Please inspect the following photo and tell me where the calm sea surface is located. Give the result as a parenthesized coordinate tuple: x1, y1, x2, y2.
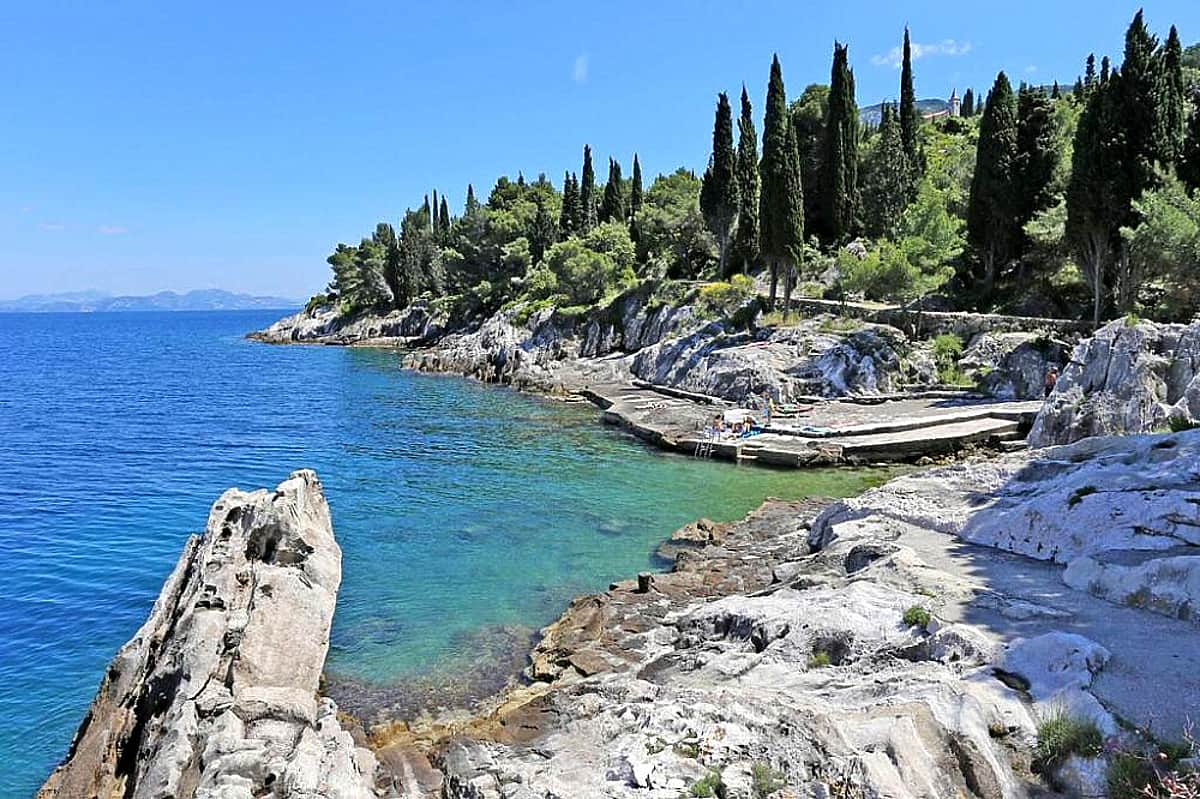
(0, 310, 890, 796)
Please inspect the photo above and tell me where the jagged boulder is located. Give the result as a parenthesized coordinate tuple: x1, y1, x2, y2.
(1028, 319, 1200, 447)
(38, 471, 376, 799)
(960, 331, 1069, 400)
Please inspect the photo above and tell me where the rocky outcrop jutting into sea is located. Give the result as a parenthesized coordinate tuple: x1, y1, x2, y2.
(38, 470, 376, 799)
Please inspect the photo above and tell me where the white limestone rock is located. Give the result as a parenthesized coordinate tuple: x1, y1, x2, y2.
(38, 471, 376, 799)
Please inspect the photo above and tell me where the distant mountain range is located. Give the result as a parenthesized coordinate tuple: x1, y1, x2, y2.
(0, 289, 302, 313)
(860, 98, 950, 126)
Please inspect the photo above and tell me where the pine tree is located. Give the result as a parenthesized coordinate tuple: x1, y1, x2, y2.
(759, 54, 797, 308)
(700, 91, 739, 277)
(818, 43, 860, 244)
(899, 27, 920, 165)
(733, 86, 760, 274)
(967, 71, 1021, 300)
(629, 155, 644, 238)
(1162, 25, 1185, 162)
(559, 171, 580, 234)
(862, 103, 911, 239)
(1015, 85, 1058, 246)
(1181, 108, 1200, 193)
(600, 158, 626, 223)
(1085, 53, 1097, 89)
(580, 145, 598, 231)
(465, 184, 479, 214)
(962, 88, 975, 117)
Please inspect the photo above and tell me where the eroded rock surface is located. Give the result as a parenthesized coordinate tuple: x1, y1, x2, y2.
(1029, 319, 1200, 446)
(381, 431, 1200, 797)
(253, 301, 447, 345)
(38, 470, 376, 799)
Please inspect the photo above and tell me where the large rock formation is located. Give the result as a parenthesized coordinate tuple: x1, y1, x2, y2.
(960, 331, 1069, 400)
(253, 301, 446, 345)
(38, 471, 376, 799)
(1028, 319, 1200, 446)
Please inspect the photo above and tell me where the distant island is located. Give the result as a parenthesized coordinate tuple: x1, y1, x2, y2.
(0, 289, 301, 313)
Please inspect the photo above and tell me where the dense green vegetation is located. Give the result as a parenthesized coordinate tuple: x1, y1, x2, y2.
(319, 11, 1200, 327)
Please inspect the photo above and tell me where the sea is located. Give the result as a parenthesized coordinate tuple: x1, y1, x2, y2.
(0, 309, 890, 796)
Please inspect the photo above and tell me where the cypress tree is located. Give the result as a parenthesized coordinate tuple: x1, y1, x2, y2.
(862, 103, 910, 239)
(1180, 108, 1200, 193)
(733, 86, 760, 274)
(791, 84, 829, 235)
(439, 196, 451, 239)
(967, 71, 1020, 300)
(633, 154, 643, 239)
(1073, 78, 1085, 101)
(962, 88, 975, 117)
(529, 197, 558, 264)
(818, 42, 860, 243)
(432, 190, 440, 235)
(465, 184, 479, 214)
(1085, 53, 1097, 89)
(600, 158, 626, 223)
(559, 171, 580, 234)
(1162, 25, 1185, 162)
(759, 54, 794, 308)
(1015, 85, 1058, 245)
(700, 91, 739, 277)
(1051, 81, 1061, 100)
(1100, 56, 1111, 85)
(780, 122, 805, 314)
(628, 154, 648, 220)
(580, 145, 598, 231)
(1067, 76, 1126, 325)
(900, 27, 919, 164)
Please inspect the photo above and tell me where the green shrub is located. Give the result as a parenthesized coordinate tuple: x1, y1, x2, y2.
(932, 333, 971, 385)
(1068, 485, 1097, 508)
(902, 606, 931, 628)
(1034, 708, 1103, 772)
(751, 763, 786, 798)
(1168, 416, 1199, 432)
(697, 274, 756, 319)
(807, 650, 832, 669)
(1106, 751, 1156, 798)
(304, 293, 334, 314)
(690, 770, 726, 798)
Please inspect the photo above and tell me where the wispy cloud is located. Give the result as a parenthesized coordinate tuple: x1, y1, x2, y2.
(39, 222, 65, 232)
(572, 54, 589, 83)
(1024, 64, 1038, 74)
(97, 225, 128, 235)
(872, 39, 972, 69)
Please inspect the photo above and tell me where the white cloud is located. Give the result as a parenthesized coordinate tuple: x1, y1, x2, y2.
(1024, 64, 1038, 74)
(39, 222, 65, 232)
(98, 225, 128, 235)
(872, 39, 972, 69)
(573, 54, 588, 83)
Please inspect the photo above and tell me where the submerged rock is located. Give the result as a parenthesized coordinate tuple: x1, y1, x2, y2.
(38, 470, 376, 799)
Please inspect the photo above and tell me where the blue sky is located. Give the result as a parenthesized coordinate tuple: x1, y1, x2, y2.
(1, 1, 1196, 300)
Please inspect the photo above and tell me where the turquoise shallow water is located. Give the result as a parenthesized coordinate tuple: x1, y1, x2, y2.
(0, 310, 890, 796)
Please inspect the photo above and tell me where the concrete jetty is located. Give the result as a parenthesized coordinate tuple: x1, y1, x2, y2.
(581, 382, 1042, 467)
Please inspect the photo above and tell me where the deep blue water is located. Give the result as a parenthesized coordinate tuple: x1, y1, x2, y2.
(0, 310, 890, 797)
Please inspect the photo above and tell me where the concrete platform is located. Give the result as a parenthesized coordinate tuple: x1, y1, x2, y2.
(581, 382, 1042, 467)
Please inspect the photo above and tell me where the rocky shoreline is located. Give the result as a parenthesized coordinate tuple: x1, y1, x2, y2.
(42, 430, 1200, 797)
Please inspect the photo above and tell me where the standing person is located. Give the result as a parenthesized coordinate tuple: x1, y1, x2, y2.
(762, 392, 773, 426)
(1044, 366, 1059, 398)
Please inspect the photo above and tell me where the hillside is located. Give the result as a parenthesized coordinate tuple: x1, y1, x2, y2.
(0, 289, 301, 313)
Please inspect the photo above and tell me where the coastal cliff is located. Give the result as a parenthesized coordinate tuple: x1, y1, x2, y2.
(38, 471, 376, 799)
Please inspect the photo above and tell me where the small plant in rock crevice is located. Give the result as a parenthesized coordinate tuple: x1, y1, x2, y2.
(1033, 707, 1103, 773)
(751, 762, 787, 798)
(689, 769, 727, 798)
